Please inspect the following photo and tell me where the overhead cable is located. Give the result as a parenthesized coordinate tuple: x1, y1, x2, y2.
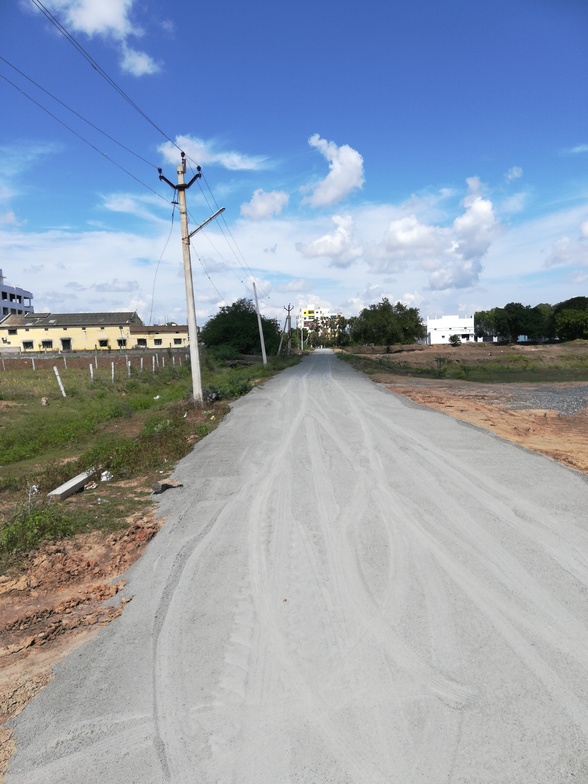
(0, 70, 168, 202)
(29, 0, 184, 156)
(0, 54, 159, 171)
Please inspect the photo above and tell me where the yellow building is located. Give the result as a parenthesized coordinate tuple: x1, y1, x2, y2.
(0, 312, 189, 353)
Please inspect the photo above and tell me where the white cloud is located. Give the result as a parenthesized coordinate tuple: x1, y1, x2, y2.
(560, 144, 588, 155)
(544, 226, 588, 269)
(505, 166, 523, 182)
(41, 0, 158, 76)
(240, 189, 289, 220)
(500, 192, 528, 214)
(277, 278, 313, 293)
(159, 136, 268, 171)
(101, 192, 167, 223)
(46, 0, 134, 38)
(94, 278, 139, 292)
(0, 211, 19, 226)
(303, 134, 364, 207)
(120, 44, 159, 76)
(365, 181, 500, 290)
(296, 214, 363, 268)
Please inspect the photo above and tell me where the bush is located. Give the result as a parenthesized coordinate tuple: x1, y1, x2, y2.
(0, 502, 82, 555)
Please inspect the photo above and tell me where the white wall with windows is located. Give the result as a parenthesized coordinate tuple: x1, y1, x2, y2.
(426, 315, 475, 345)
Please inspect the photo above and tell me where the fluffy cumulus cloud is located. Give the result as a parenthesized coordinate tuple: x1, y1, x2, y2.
(158, 136, 268, 171)
(366, 179, 500, 290)
(296, 214, 363, 268)
(240, 189, 289, 220)
(42, 0, 159, 76)
(303, 135, 364, 207)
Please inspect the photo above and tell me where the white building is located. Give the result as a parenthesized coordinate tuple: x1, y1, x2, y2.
(0, 268, 34, 318)
(426, 315, 475, 345)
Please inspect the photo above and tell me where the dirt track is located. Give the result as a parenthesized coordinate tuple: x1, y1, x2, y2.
(4, 351, 588, 782)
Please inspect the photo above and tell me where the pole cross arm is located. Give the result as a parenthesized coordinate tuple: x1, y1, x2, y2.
(158, 169, 176, 190)
(188, 207, 225, 239)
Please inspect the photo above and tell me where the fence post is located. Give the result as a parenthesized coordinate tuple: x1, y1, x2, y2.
(53, 366, 66, 397)
(111, 362, 115, 383)
(140, 356, 144, 373)
(127, 360, 131, 378)
(152, 355, 156, 373)
(32, 357, 36, 371)
(89, 364, 94, 382)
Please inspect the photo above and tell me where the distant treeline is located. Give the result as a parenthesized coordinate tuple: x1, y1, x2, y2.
(475, 297, 588, 342)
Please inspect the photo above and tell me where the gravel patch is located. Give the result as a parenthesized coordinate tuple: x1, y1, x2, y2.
(498, 384, 588, 416)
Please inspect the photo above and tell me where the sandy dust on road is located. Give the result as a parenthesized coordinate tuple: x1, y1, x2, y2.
(4, 350, 588, 783)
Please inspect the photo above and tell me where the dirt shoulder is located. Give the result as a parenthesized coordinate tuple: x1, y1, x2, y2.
(0, 513, 162, 776)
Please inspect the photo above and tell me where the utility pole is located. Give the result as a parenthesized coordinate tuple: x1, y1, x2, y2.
(286, 303, 292, 354)
(158, 153, 224, 404)
(252, 281, 267, 365)
(278, 304, 293, 355)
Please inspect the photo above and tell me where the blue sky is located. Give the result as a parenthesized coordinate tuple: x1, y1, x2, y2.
(1, 0, 587, 326)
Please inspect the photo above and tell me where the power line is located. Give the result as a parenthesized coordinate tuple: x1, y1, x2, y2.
(29, 0, 184, 156)
(0, 70, 169, 202)
(149, 202, 177, 324)
(0, 54, 159, 171)
(197, 176, 272, 302)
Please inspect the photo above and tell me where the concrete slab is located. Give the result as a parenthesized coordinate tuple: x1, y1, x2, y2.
(48, 469, 94, 501)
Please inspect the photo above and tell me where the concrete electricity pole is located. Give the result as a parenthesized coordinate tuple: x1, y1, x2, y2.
(252, 281, 267, 365)
(158, 153, 224, 404)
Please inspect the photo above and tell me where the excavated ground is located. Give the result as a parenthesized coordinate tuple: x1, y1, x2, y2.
(1, 346, 587, 777)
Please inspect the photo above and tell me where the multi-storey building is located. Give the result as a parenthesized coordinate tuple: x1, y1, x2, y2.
(0, 268, 34, 318)
(0, 312, 189, 353)
(297, 305, 336, 330)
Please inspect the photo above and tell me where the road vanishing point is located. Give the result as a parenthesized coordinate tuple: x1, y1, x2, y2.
(6, 350, 588, 783)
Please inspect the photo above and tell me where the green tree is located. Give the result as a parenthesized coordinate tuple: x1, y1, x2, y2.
(550, 297, 588, 339)
(350, 298, 425, 350)
(475, 308, 509, 340)
(554, 309, 588, 341)
(201, 298, 280, 355)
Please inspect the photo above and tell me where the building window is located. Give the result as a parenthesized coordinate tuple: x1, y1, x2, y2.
(98, 339, 109, 348)
(173, 338, 182, 345)
(137, 338, 147, 347)
(41, 340, 53, 349)
(1, 292, 6, 300)
(8, 329, 17, 335)
(22, 341, 33, 350)
(117, 339, 127, 347)
(154, 338, 162, 346)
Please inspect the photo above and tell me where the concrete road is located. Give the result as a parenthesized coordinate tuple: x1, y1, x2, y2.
(6, 350, 588, 783)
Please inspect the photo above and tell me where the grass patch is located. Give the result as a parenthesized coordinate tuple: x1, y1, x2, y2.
(339, 349, 588, 383)
(0, 351, 300, 570)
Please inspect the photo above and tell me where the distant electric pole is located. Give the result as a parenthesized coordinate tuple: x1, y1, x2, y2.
(158, 153, 224, 404)
(278, 304, 293, 355)
(252, 281, 267, 365)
